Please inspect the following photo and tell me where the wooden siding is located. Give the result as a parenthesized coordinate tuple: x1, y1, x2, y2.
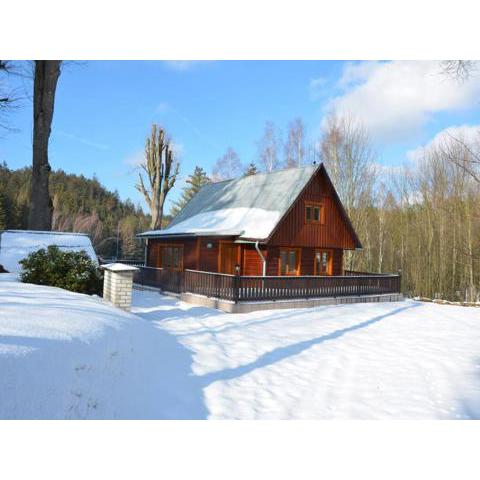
(268, 168, 357, 249)
(198, 238, 220, 272)
(241, 244, 267, 276)
(147, 240, 344, 276)
(264, 246, 343, 276)
(146, 238, 197, 269)
(333, 249, 343, 275)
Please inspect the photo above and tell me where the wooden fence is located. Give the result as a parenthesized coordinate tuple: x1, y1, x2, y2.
(134, 267, 401, 302)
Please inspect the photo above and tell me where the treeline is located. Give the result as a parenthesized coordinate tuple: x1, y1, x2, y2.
(319, 116, 480, 303)
(210, 118, 310, 181)
(0, 162, 151, 259)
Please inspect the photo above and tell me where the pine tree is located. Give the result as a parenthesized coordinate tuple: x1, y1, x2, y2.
(170, 166, 210, 217)
(245, 162, 258, 176)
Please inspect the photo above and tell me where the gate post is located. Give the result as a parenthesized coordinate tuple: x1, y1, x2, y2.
(101, 263, 139, 311)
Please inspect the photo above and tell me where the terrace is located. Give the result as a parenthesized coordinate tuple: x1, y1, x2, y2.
(132, 266, 402, 313)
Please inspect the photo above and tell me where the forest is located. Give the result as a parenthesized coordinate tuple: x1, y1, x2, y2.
(0, 163, 151, 259)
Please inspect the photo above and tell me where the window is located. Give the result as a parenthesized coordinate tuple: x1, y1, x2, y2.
(305, 202, 324, 224)
(279, 248, 301, 276)
(160, 245, 183, 270)
(314, 249, 333, 275)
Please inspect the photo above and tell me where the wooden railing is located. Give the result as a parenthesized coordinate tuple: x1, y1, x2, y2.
(184, 270, 238, 301)
(236, 274, 401, 301)
(134, 266, 183, 293)
(99, 258, 145, 267)
(134, 267, 401, 302)
(344, 270, 392, 276)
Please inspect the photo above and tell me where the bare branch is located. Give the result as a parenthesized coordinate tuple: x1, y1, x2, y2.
(440, 60, 477, 82)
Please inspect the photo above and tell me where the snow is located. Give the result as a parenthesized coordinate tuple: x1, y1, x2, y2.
(0, 274, 203, 419)
(101, 263, 139, 272)
(131, 290, 480, 419)
(2, 272, 480, 419)
(141, 207, 281, 239)
(0, 230, 98, 274)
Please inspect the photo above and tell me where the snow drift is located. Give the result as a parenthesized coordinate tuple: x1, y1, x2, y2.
(0, 274, 202, 419)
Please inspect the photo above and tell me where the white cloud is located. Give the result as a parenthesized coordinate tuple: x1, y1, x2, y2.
(325, 61, 480, 142)
(309, 77, 328, 99)
(170, 141, 184, 157)
(407, 124, 480, 162)
(56, 130, 109, 150)
(163, 61, 205, 71)
(156, 102, 169, 114)
(123, 150, 144, 168)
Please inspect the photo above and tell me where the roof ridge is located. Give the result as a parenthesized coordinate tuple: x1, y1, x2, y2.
(209, 163, 317, 184)
(1, 230, 89, 236)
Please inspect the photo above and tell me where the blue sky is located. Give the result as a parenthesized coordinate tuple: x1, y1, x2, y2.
(1, 60, 480, 212)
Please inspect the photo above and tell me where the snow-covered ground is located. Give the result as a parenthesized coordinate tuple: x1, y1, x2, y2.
(132, 289, 480, 419)
(0, 274, 202, 419)
(1, 273, 479, 419)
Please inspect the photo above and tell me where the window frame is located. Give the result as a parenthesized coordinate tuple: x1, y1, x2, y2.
(304, 201, 325, 225)
(278, 247, 302, 276)
(314, 248, 333, 276)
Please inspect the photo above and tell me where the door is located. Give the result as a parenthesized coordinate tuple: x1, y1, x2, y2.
(219, 242, 239, 274)
(279, 248, 301, 276)
(314, 249, 333, 275)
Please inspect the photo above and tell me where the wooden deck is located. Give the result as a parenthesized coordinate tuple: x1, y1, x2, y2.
(133, 267, 401, 303)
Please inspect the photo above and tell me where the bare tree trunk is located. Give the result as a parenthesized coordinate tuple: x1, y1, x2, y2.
(136, 124, 179, 229)
(29, 60, 61, 231)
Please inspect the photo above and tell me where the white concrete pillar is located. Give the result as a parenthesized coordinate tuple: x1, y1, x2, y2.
(101, 263, 139, 311)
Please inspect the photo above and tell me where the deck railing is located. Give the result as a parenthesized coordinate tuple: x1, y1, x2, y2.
(134, 267, 401, 302)
(344, 269, 393, 276)
(99, 258, 145, 267)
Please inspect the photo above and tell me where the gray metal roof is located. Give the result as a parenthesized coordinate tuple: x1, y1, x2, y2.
(140, 165, 319, 240)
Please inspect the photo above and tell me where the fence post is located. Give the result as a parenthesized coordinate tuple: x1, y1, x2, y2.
(180, 270, 185, 293)
(233, 270, 240, 303)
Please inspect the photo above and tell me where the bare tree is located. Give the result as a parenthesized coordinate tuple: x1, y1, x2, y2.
(320, 114, 377, 211)
(284, 118, 305, 168)
(440, 60, 477, 81)
(0, 61, 17, 132)
(320, 114, 377, 270)
(28, 60, 61, 231)
(211, 147, 243, 181)
(136, 124, 179, 229)
(440, 131, 480, 184)
(257, 121, 279, 172)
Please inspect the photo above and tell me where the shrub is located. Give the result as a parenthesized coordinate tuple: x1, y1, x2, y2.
(19, 246, 103, 296)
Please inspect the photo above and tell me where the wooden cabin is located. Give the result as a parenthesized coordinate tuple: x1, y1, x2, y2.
(139, 164, 362, 277)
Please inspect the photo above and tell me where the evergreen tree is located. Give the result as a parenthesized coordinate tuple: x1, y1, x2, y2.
(0, 192, 7, 230)
(245, 162, 258, 176)
(170, 166, 210, 217)
(0, 162, 150, 257)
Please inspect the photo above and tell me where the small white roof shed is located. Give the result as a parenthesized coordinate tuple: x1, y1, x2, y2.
(0, 230, 98, 273)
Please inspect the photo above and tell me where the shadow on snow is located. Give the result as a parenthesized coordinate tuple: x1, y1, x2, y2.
(136, 300, 424, 418)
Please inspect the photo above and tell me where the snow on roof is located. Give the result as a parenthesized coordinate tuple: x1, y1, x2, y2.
(140, 164, 319, 240)
(0, 230, 98, 273)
